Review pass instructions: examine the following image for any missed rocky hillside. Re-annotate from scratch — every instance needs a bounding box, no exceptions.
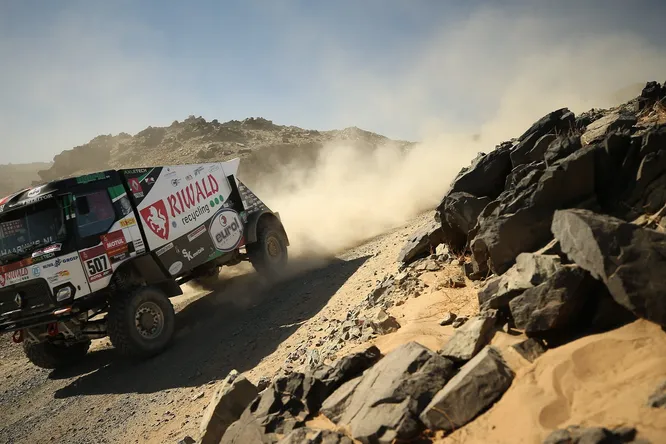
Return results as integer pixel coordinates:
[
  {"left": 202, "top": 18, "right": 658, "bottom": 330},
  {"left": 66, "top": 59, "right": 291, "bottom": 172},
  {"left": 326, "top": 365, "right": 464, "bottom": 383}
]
[
  {"left": 0, "top": 162, "right": 52, "bottom": 198},
  {"left": 34, "top": 116, "right": 414, "bottom": 185},
  {"left": 188, "top": 81, "right": 666, "bottom": 444}
]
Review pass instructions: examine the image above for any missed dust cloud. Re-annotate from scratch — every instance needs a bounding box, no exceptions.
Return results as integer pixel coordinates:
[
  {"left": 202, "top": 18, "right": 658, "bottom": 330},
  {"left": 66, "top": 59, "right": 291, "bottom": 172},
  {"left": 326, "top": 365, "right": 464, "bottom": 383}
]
[{"left": 247, "top": 7, "right": 666, "bottom": 258}]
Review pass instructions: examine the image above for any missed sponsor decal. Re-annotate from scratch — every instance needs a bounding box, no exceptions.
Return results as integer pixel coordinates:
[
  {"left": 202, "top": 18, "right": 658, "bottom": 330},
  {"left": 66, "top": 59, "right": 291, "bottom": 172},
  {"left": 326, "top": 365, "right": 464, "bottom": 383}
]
[
  {"left": 194, "top": 166, "right": 204, "bottom": 176},
  {"left": 209, "top": 208, "right": 243, "bottom": 252},
  {"left": 168, "top": 261, "right": 183, "bottom": 275},
  {"left": 32, "top": 243, "right": 62, "bottom": 257},
  {"left": 128, "top": 178, "right": 144, "bottom": 198},
  {"left": 133, "top": 238, "right": 146, "bottom": 253},
  {"left": 101, "top": 231, "right": 127, "bottom": 256},
  {"left": 209, "top": 165, "right": 220, "bottom": 173},
  {"left": 187, "top": 225, "right": 207, "bottom": 242},
  {"left": 80, "top": 246, "right": 112, "bottom": 282},
  {"left": 145, "top": 176, "right": 156, "bottom": 184},
  {"left": 171, "top": 178, "right": 181, "bottom": 187},
  {"left": 32, "top": 266, "right": 40, "bottom": 277},
  {"left": 0, "top": 268, "right": 29, "bottom": 287},
  {"left": 186, "top": 174, "right": 193, "bottom": 181},
  {"left": 76, "top": 172, "right": 107, "bottom": 184},
  {"left": 125, "top": 168, "right": 148, "bottom": 175},
  {"left": 46, "top": 255, "right": 78, "bottom": 269},
  {"left": 140, "top": 201, "right": 170, "bottom": 240},
  {"left": 33, "top": 252, "right": 56, "bottom": 264},
  {"left": 182, "top": 247, "right": 204, "bottom": 261},
  {"left": 48, "top": 270, "right": 71, "bottom": 284},
  {"left": 166, "top": 174, "right": 219, "bottom": 219},
  {"left": 120, "top": 217, "right": 137, "bottom": 228},
  {"left": 155, "top": 242, "right": 174, "bottom": 256},
  {"left": 27, "top": 186, "right": 43, "bottom": 198}
]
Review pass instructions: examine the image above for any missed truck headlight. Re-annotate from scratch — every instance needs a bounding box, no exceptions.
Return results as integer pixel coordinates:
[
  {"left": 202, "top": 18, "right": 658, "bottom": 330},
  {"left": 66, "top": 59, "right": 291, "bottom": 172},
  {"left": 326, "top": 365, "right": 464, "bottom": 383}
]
[{"left": 54, "top": 284, "right": 75, "bottom": 303}]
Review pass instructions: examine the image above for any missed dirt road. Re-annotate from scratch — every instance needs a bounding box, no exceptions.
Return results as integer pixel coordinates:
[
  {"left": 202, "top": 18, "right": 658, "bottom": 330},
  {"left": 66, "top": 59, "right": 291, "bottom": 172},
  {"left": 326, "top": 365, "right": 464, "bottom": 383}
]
[{"left": 0, "top": 212, "right": 433, "bottom": 444}]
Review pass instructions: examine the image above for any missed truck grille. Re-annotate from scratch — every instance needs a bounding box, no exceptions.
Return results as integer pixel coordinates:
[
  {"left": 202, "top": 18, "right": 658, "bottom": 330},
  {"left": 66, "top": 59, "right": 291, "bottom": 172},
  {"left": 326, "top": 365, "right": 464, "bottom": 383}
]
[{"left": 0, "top": 279, "right": 54, "bottom": 318}]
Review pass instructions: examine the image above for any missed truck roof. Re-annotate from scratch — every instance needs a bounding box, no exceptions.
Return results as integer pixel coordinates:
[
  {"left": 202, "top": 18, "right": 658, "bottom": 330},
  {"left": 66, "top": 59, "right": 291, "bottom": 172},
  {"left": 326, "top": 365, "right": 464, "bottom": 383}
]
[
  {"left": 0, "top": 159, "right": 242, "bottom": 216},
  {"left": 0, "top": 169, "right": 117, "bottom": 216}
]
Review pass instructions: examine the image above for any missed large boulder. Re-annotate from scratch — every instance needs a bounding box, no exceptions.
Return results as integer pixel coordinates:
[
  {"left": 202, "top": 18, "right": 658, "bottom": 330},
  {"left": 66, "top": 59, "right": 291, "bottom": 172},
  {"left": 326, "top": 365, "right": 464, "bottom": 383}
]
[
  {"left": 445, "top": 143, "right": 513, "bottom": 200},
  {"left": 551, "top": 209, "right": 666, "bottom": 327},
  {"left": 436, "top": 192, "right": 492, "bottom": 251},
  {"left": 321, "top": 342, "right": 456, "bottom": 443},
  {"left": 510, "top": 108, "right": 575, "bottom": 168},
  {"left": 471, "top": 144, "right": 598, "bottom": 275},
  {"left": 543, "top": 425, "right": 639, "bottom": 444},
  {"left": 638, "top": 81, "right": 665, "bottom": 111},
  {"left": 544, "top": 135, "right": 582, "bottom": 166},
  {"left": 478, "top": 252, "right": 563, "bottom": 311},
  {"left": 439, "top": 315, "right": 497, "bottom": 362},
  {"left": 398, "top": 223, "right": 445, "bottom": 265},
  {"left": 199, "top": 370, "right": 259, "bottom": 444},
  {"left": 420, "top": 346, "right": 514, "bottom": 433},
  {"left": 221, "top": 347, "right": 381, "bottom": 443},
  {"left": 277, "top": 428, "right": 353, "bottom": 444},
  {"left": 580, "top": 112, "right": 636, "bottom": 145},
  {"left": 508, "top": 265, "right": 596, "bottom": 339}
]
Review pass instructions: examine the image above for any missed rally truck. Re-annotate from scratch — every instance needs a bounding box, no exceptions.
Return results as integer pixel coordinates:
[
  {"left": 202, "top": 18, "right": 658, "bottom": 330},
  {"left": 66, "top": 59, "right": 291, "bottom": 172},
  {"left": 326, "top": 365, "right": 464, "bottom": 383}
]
[{"left": 0, "top": 159, "right": 289, "bottom": 369}]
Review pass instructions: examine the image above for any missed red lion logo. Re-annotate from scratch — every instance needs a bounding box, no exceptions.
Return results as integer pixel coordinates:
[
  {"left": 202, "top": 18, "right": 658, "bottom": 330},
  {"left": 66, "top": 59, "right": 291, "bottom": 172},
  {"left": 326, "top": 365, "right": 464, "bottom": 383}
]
[{"left": 140, "top": 201, "right": 170, "bottom": 240}]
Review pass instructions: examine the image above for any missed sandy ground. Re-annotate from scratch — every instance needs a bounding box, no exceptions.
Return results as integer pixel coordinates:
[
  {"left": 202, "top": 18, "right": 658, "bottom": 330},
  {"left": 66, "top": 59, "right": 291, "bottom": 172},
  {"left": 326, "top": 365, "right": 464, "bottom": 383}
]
[{"left": 1, "top": 209, "right": 665, "bottom": 444}]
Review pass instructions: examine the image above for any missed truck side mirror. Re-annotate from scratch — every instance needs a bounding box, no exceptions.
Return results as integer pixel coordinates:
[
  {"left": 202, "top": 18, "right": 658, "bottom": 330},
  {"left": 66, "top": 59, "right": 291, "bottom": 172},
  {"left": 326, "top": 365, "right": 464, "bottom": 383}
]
[{"left": 75, "top": 196, "right": 91, "bottom": 216}]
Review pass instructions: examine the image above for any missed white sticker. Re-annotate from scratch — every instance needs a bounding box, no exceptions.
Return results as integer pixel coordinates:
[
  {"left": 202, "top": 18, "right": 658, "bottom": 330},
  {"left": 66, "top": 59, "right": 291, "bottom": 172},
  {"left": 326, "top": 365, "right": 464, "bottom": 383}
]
[
  {"left": 168, "top": 261, "right": 183, "bottom": 275},
  {"left": 209, "top": 209, "right": 243, "bottom": 252}
]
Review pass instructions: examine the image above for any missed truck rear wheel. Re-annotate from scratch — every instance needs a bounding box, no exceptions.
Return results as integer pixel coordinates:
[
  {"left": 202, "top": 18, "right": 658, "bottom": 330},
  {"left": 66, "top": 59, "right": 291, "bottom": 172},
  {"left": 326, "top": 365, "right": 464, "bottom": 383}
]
[
  {"left": 23, "top": 339, "right": 91, "bottom": 370},
  {"left": 247, "top": 217, "right": 288, "bottom": 278},
  {"left": 107, "top": 286, "right": 175, "bottom": 359}
]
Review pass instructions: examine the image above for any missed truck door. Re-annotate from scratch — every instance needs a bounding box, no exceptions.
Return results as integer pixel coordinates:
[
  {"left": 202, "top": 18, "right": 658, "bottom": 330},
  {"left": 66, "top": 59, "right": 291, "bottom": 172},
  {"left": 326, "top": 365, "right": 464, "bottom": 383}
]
[{"left": 69, "top": 172, "right": 142, "bottom": 293}]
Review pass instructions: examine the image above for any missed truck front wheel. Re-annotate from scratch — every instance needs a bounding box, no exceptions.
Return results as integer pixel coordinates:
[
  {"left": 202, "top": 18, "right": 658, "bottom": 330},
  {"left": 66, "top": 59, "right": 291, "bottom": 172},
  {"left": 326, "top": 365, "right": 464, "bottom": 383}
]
[
  {"left": 23, "top": 339, "right": 91, "bottom": 370},
  {"left": 247, "top": 218, "right": 288, "bottom": 278},
  {"left": 107, "top": 286, "right": 176, "bottom": 359}
]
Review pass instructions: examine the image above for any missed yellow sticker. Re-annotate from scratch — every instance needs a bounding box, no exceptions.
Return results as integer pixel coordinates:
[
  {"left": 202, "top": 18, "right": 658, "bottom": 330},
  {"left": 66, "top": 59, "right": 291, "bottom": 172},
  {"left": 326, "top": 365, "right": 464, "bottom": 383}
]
[{"left": 120, "top": 217, "right": 137, "bottom": 228}]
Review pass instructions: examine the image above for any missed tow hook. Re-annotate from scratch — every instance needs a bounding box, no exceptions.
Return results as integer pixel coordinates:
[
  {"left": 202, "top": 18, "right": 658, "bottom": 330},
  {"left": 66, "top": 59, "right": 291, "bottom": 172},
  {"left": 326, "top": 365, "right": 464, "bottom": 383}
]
[
  {"left": 47, "top": 323, "right": 59, "bottom": 337},
  {"left": 12, "top": 330, "right": 23, "bottom": 343}
]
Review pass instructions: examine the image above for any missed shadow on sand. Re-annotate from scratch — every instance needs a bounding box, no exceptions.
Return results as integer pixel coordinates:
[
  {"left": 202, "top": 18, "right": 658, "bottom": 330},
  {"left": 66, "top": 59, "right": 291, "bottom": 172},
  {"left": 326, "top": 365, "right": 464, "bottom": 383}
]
[{"left": 50, "top": 254, "right": 368, "bottom": 399}]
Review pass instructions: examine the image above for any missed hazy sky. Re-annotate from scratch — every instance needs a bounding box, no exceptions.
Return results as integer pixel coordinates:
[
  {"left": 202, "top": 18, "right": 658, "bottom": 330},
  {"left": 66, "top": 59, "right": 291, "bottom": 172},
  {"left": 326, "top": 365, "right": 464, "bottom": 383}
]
[{"left": 1, "top": 0, "right": 665, "bottom": 164}]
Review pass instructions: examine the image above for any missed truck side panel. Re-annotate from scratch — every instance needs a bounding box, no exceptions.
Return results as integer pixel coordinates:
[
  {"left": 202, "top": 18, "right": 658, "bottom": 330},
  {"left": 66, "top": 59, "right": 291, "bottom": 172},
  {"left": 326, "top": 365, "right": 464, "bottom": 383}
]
[{"left": 120, "top": 162, "right": 248, "bottom": 277}]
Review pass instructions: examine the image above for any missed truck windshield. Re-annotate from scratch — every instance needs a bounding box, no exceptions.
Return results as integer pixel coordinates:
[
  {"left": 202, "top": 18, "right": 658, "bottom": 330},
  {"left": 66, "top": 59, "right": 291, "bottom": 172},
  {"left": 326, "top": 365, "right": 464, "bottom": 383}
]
[{"left": 0, "top": 198, "right": 66, "bottom": 264}]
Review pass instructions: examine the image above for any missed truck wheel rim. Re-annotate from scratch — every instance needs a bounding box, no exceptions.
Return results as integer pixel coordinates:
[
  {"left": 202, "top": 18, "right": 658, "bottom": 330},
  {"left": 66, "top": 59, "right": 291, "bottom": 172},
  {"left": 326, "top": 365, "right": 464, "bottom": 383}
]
[
  {"left": 134, "top": 302, "right": 165, "bottom": 340},
  {"left": 266, "top": 236, "right": 281, "bottom": 260}
]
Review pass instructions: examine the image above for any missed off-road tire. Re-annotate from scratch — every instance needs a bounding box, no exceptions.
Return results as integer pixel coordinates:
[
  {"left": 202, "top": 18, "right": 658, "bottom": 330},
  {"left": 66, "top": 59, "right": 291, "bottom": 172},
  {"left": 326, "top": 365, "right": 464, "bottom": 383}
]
[
  {"left": 247, "top": 218, "right": 288, "bottom": 278},
  {"left": 23, "top": 340, "right": 91, "bottom": 370},
  {"left": 107, "top": 286, "right": 175, "bottom": 359}
]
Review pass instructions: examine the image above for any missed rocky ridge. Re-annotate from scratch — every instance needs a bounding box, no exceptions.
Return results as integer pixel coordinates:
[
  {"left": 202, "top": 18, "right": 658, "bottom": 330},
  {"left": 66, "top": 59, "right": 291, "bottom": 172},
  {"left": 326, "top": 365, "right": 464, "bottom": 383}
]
[
  {"left": 183, "top": 81, "right": 666, "bottom": 444},
  {"left": 31, "top": 116, "right": 414, "bottom": 186}
]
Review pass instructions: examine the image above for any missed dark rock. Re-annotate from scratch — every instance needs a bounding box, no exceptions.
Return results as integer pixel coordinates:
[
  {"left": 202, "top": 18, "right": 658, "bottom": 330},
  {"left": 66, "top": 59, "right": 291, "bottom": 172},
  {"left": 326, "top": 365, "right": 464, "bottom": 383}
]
[
  {"left": 639, "top": 124, "right": 666, "bottom": 158},
  {"left": 445, "top": 144, "right": 513, "bottom": 200},
  {"left": 277, "top": 428, "right": 353, "bottom": 444},
  {"left": 626, "top": 146, "right": 666, "bottom": 215},
  {"left": 647, "top": 380, "right": 666, "bottom": 408},
  {"left": 511, "top": 338, "right": 547, "bottom": 363},
  {"left": 439, "top": 315, "right": 497, "bottom": 362},
  {"left": 581, "top": 112, "right": 637, "bottom": 145},
  {"left": 257, "top": 376, "right": 271, "bottom": 393},
  {"left": 528, "top": 134, "right": 558, "bottom": 162},
  {"left": 199, "top": 370, "right": 259, "bottom": 444},
  {"left": 551, "top": 209, "right": 666, "bottom": 327},
  {"left": 504, "top": 162, "right": 547, "bottom": 194},
  {"left": 321, "top": 342, "right": 456, "bottom": 443},
  {"left": 544, "top": 135, "right": 582, "bottom": 166},
  {"left": 220, "top": 409, "right": 277, "bottom": 444},
  {"left": 471, "top": 144, "right": 598, "bottom": 275},
  {"left": 452, "top": 316, "right": 469, "bottom": 328},
  {"left": 517, "top": 108, "right": 575, "bottom": 143},
  {"left": 638, "top": 81, "right": 665, "bottom": 111},
  {"left": 420, "top": 346, "right": 514, "bottom": 433},
  {"left": 177, "top": 437, "right": 196, "bottom": 444},
  {"left": 436, "top": 192, "right": 492, "bottom": 251},
  {"left": 439, "top": 312, "right": 457, "bottom": 326},
  {"left": 367, "top": 276, "right": 395, "bottom": 306},
  {"left": 509, "top": 265, "right": 594, "bottom": 338},
  {"left": 398, "top": 223, "right": 444, "bottom": 265},
  {"left": 369, "top": 310, "right": 401, "bottom": 335},
  {"left": 478, "top": 253, "right": 562, "bottom": 310},
  {"left": 542, "top": 425, "right": 640, "bottom": 444},
  {"left": 511, "top": 109, "right": 576, "bottom": 168}
]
